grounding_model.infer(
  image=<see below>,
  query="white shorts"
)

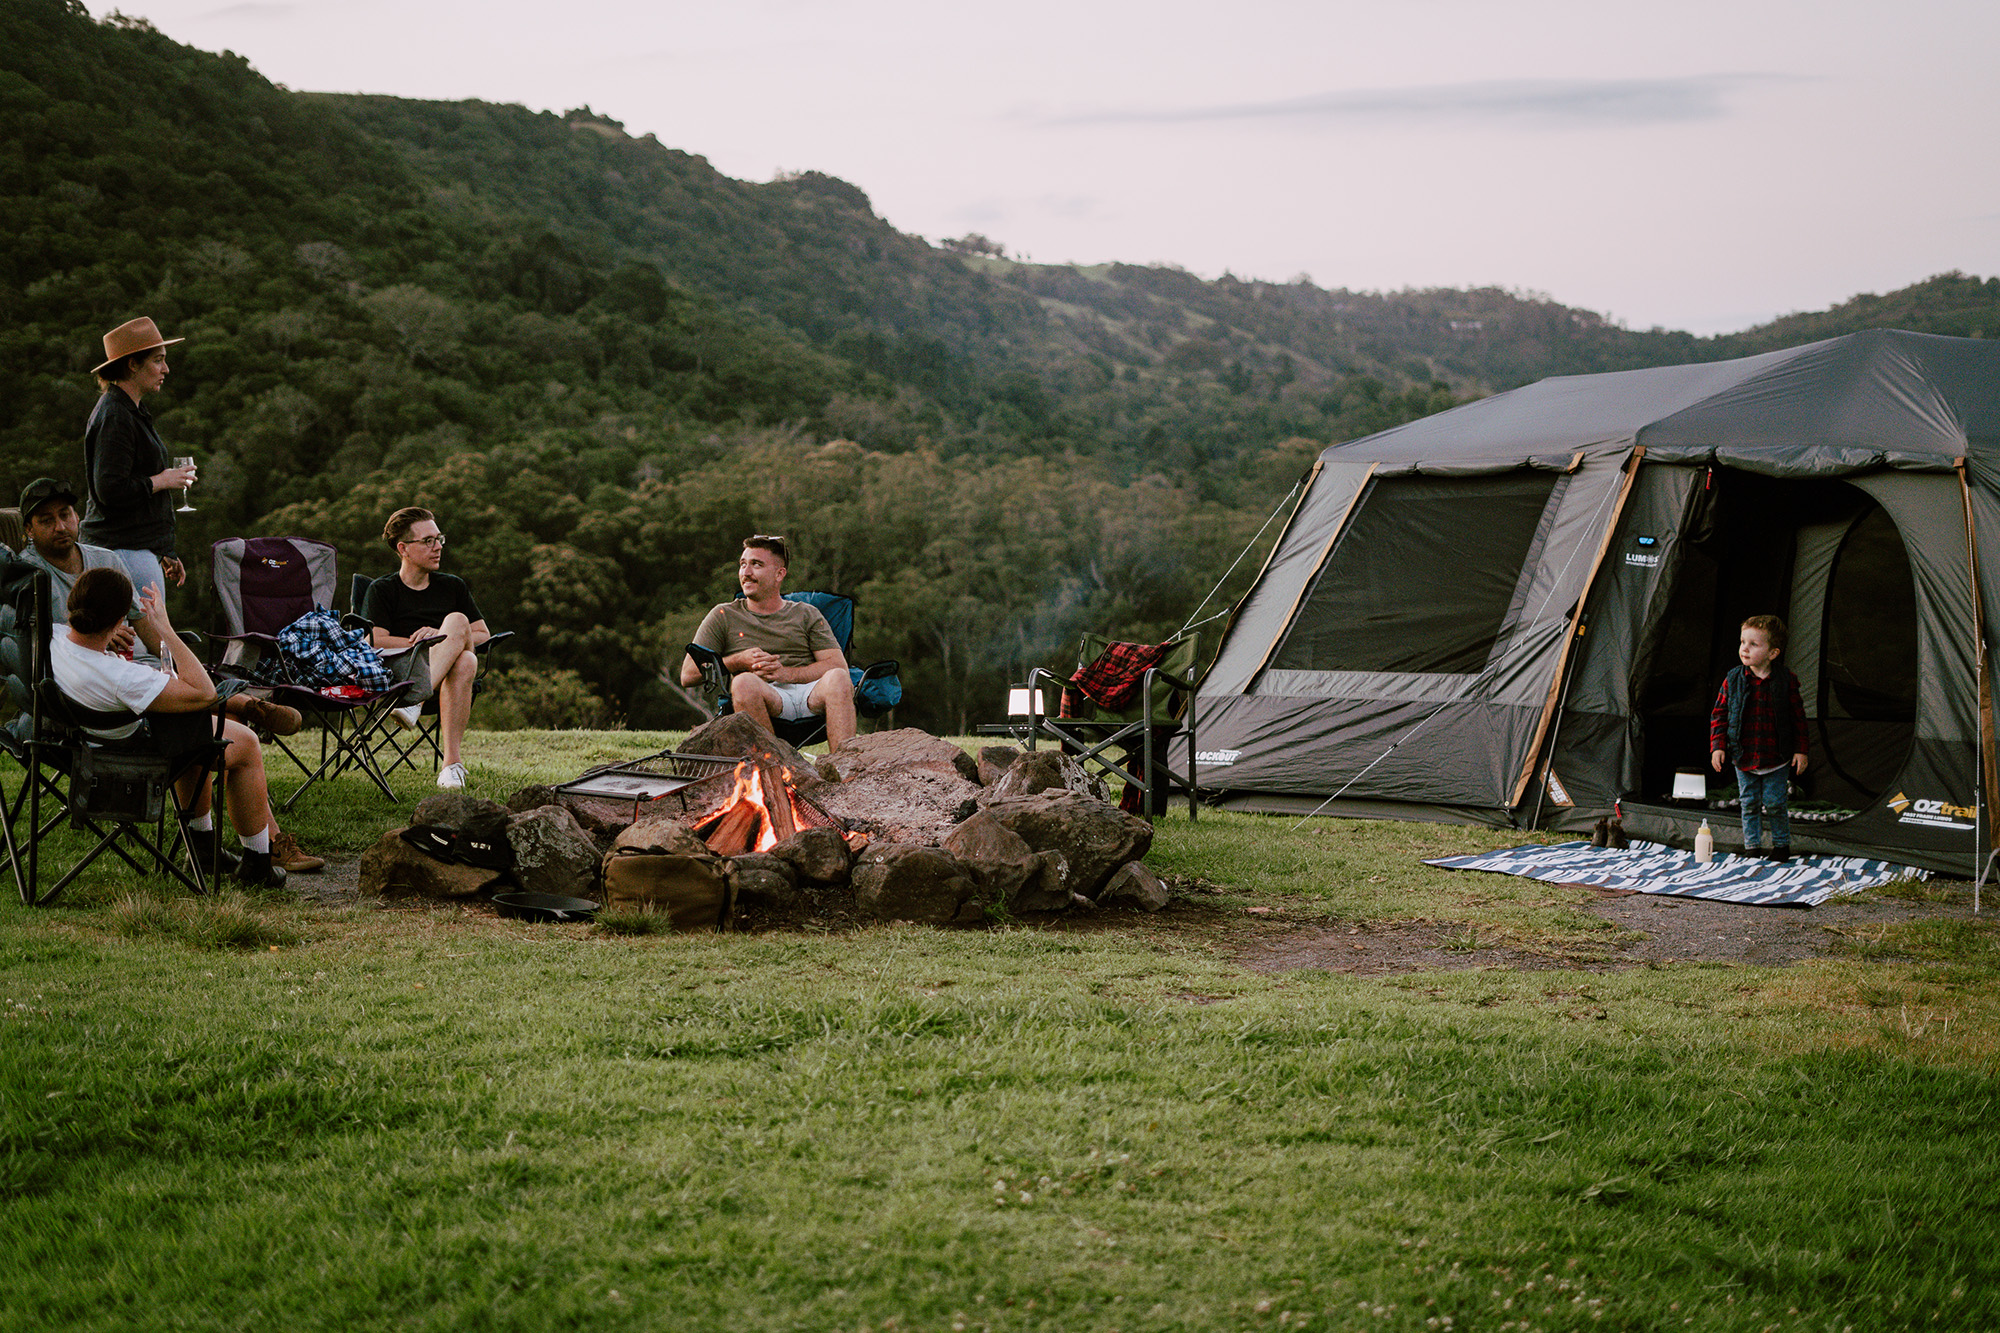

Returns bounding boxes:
[769,680,818,722]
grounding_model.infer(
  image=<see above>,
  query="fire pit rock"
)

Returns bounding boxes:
[726,853,804,915]
[508,783,632,848]
[413,792,512,843]
[824,728,980,784]
[505,804,602,899]
[813,768,981,847]
[979,750,1111,805]
[977,745,1022,786]
[851,843,990,926]
[770,825,852,885]
[678,713,824,792]
[1098,861,1170,912]
[976,791,1153,900]
[942,810,1038,910]
[359,832,503,899]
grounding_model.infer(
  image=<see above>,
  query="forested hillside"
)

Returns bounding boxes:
[3,0,1992,731]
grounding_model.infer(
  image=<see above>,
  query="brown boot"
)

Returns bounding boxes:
[234,694,304,737]
[270,828,325,873]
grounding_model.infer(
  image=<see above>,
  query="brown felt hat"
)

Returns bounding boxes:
[93,316,183,375]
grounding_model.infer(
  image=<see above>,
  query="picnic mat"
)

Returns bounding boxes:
[1425,838,1928,908]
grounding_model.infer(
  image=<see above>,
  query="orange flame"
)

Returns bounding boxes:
[724,759,781,854]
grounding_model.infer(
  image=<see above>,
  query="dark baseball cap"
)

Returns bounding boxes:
[17,478,79,521]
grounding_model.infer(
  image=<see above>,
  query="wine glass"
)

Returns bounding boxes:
[174,455,196,512]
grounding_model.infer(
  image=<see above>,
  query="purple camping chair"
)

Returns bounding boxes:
[210,536,419,808]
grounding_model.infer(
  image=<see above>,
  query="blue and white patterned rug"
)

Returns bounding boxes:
[1425,838,1927,908]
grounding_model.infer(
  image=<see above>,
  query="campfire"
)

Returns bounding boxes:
[692,757,849,856]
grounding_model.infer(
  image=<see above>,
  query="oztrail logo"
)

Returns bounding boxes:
[1887,791,1976,830]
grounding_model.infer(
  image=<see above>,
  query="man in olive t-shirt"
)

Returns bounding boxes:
[680,536,855,749]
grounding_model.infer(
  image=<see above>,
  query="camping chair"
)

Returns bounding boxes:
[1026,632,1201,820]
[1,569,228,905]
[683,590,902,749]
[209,537,418,808]
[344,573,514,780]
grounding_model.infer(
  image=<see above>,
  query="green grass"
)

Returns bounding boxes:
[2,731,1998,1331]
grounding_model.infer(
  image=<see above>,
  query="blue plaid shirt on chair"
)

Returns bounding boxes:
[251,607,392,690]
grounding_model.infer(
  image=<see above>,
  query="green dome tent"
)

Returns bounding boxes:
[1193,329,2000,875]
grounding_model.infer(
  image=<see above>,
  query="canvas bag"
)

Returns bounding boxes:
[600,849,732,931]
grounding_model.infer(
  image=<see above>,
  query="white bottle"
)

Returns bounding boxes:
[1694,820,1714,864]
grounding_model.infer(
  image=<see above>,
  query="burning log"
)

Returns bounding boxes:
[694,757,844,857]
[703,801,764,856]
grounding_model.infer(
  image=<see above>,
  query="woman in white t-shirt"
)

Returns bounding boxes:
[52,566,313,887]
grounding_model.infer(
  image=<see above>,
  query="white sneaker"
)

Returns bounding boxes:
[389,704,421,731]
[437,762,466,789]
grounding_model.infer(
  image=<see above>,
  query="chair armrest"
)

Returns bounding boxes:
[206,629,279,650]
[475,630,514,656]
[684,643,731,700]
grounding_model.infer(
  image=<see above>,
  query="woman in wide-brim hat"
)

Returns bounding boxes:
[83,317,198,589]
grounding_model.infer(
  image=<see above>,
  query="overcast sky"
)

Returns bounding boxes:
[124,0,1999,334]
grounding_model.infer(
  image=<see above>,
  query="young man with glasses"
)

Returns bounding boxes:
[361,507,489,788]
[680,534,855,750]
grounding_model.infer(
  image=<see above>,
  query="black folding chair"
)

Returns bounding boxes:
[684,590,899,749]
[346,572,513,779]
[1,570,228,906]
[1026,632,1201,821]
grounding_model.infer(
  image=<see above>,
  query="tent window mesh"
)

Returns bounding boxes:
[1271,471,1557,675]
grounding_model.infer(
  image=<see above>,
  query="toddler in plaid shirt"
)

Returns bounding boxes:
[1709,614,1809,861]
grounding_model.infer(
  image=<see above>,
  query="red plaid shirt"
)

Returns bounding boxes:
[1709,666,1807,772]
[1062,640,1173,716]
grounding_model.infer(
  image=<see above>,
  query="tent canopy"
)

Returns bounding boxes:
[1341,329,1999,474]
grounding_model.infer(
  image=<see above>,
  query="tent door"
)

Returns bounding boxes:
[1631,469,1918,817]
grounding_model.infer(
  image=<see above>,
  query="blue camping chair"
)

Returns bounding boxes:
[683,591,901,749]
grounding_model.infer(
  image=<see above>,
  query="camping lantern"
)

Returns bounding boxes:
[1672,770,1707,801]
[1007,685,1047,718]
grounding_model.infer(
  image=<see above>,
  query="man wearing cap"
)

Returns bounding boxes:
[15,478,322,872]
[678,534,855,750]
[83,316,197,592]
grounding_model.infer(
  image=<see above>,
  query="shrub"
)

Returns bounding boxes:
[472,668,618,731]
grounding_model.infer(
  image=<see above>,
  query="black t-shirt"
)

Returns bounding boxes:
[361,572,484,639]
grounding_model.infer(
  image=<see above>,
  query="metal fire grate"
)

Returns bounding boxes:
[554,750,742,804]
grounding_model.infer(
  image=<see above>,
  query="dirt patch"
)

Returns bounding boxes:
[285,860,1984,975]
[288,858,362,908]
[1230,886,1986,975]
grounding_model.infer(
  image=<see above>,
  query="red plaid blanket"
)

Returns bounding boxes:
[1061,640,1173,716]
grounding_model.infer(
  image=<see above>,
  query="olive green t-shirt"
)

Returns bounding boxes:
[693,599,839,668]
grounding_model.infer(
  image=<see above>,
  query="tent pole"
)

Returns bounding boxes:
[1530,616,1589,832]
[1957,461,1994,912]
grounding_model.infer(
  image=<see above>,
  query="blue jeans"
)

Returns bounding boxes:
[1736,767,1791,850]
[112,548,166,597]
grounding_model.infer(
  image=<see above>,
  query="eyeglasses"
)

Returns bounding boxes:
[404,533,446,548]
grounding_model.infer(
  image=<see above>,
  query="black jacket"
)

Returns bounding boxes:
[81,389,176,559]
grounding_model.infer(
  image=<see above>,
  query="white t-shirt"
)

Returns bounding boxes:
[49,633,172,740]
